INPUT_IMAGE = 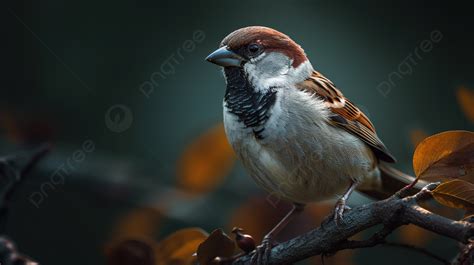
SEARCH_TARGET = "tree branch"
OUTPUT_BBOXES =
[0,144,50,265]
[0,144,51,232]
[232,184,474,265]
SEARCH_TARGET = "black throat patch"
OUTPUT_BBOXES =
[223,67,277,139]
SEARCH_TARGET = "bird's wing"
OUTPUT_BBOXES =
[295,71,396,163]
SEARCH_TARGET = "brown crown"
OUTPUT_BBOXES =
[220,26,307,67]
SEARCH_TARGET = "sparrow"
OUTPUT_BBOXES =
[206,26,419,264]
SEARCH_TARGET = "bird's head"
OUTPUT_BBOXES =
[206,26,313,89]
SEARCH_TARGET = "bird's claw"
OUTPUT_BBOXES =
[333,198,351,225]
[250,235,272,265]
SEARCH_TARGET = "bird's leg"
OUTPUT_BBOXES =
[251,203,305,265]
[334,181,358,224]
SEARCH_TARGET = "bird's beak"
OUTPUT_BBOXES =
[205,46,246,67]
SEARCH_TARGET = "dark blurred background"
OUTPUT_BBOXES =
[1,1,473,264]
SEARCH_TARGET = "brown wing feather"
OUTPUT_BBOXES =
[296,71,396,163]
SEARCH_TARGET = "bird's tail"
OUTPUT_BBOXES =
[359,162,427,200]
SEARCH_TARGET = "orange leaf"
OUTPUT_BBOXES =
[106,238,156,265]
[399,225,432,247]
[413,130,474,182]
[228,197,334,243]
[177,123,236,194]
[463,207,474,221]
[409,129,429,148]
[196,229,235,265]
[155,228,208,265]
[228,197,293,242]
[456,86,474,123]
[110,207,162,241]
[432,180,474,210]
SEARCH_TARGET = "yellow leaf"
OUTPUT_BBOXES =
[155,228,208,265]
[413,130,474,182]
[177,123,236,194]
[196,229,235,265]
[432,180,474,210]
[456,86,474,123]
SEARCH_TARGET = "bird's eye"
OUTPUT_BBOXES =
[247,43,262,55]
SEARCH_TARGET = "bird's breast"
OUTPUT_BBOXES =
[224,88,379,203]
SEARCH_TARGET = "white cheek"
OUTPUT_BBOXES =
[244,53,314,92]
[244,53,292,91]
